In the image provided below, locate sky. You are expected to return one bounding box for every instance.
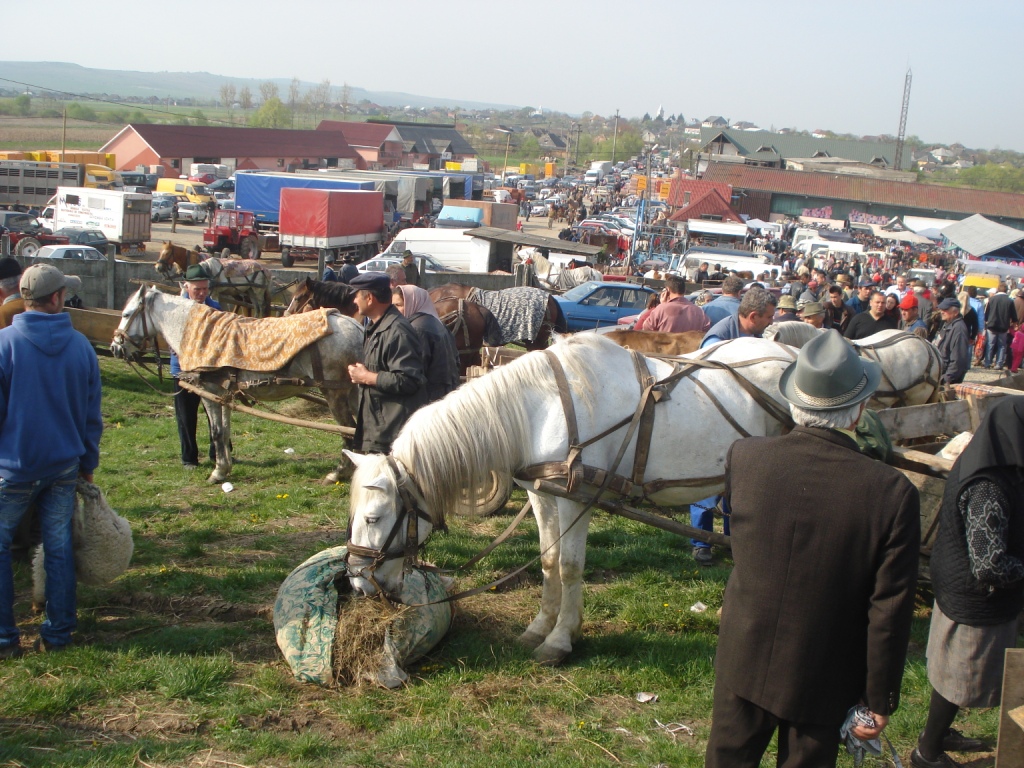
[4,0,1023,151]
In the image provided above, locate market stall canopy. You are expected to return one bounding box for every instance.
[942,214,1024,260]
[867,224,934,245]
[958,259,1024,281]
[686,220,748,237]
[903,215,958,235]
[468,227,604,257]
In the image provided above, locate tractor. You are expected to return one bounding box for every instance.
[202,209,265,260]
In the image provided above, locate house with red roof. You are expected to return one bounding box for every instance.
[668,187,743,224]
[100,124,364,178]
[315,121,404,169]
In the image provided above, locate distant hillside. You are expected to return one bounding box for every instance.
[0,61,520,112]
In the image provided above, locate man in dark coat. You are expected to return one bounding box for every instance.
[706,330,921,768]
[346,272,427,454]
[934,297,972,386]
[844,290,898,340]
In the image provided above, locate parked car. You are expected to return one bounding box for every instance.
[357,254,457,274]
[151,197,175,222]
[207,178,235,194]
[529,201,550,217]
[553,281,658,331]
[217,199,237,211]
[54,228,109,252]
[188,173,217,185]
[35,245,106,261]
[175,202,208,225]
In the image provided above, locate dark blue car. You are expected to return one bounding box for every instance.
[553,281,658,331]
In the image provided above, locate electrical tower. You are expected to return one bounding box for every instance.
[894,68,912,171]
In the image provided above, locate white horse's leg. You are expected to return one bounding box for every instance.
[323,386,357,483]
[519,491,562,650]
[203,397,232,484]
[532,498,591,666]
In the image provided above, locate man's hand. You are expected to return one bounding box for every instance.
[79,472,94,484]
[850,712,888,741]
[347,363,377,387]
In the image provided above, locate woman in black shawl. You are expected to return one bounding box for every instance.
[913,397,1024,768]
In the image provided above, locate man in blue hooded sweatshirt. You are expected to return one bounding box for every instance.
[0,264,102,657]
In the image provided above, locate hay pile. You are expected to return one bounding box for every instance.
[332,596,409,686]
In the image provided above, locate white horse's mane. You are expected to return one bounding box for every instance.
[391,333,611,517]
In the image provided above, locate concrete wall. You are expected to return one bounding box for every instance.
[10,255,516,311]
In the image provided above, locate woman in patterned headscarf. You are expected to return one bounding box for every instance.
[913,397,1024,768]
[392,285,460,403]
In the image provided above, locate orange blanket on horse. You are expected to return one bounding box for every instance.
[178,306,336,372]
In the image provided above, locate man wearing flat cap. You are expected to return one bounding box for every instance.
[172,264,222,469]
[346,272,427,454]
[706,330,920,768]
[934,296,971,386]
[0,264,102,656]
[0,258,24,329]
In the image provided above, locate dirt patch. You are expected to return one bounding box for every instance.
[105,592,273,623]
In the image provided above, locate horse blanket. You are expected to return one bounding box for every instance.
[471,287,547,345]
[177,305,334,372]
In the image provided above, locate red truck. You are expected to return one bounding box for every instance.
[278,188,385,268]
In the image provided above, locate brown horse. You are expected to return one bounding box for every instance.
[284,277,360,318]
[432,296,502,374]
[156,241,202,278]
[428,284,567,352]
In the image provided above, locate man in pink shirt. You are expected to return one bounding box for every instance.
[636,276,711,333]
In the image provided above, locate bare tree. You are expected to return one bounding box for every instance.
[259,81,280,106]
[238,86,253,112]
[219,83,237,110]
[309,79,332,124]
[288,77,301,127]
[340,82,351,121]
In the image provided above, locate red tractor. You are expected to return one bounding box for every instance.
[202,209,265,260]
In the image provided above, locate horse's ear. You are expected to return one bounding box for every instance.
[342,449,368,468]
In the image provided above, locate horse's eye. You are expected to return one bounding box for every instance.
[365,516,379,525]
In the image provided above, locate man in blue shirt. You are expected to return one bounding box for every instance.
[0,265,102,656]
[171,265,221,468]
[702,275,743,326]
[848,279,873,314]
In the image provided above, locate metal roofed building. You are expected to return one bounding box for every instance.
[315,121,405,169]
[100,124,364,176]
[365,120,478,170]
[702,163,1024,229]
[940,214,1024,260]
[699,127,913,170]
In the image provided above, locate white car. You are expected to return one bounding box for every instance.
[175,202,208,224]
[36,245,106,261]
[358,254,457,274]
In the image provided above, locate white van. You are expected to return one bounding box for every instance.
[671,250,771,281]
[382,228,495,272]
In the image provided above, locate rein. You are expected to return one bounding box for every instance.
[112,285,173,396]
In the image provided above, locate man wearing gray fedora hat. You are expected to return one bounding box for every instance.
[706,330,921,767]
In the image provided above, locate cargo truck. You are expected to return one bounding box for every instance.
[435,199,518,230]
[380,228,513,273]
[49,187,152,255]
[278,188,386,268]
[234,172,379,227]
[0,160,122,208]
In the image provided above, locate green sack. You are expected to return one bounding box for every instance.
[273,546,454,687]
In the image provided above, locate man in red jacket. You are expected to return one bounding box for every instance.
[706,330,921,767]
[634,275,710,333]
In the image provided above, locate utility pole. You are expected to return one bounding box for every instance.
[611,109,619,165]
[894,67,912,171]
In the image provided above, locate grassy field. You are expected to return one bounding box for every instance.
[0,355,1011,767]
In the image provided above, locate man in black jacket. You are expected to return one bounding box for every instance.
[982,282,1018,369]
[935,297,972,386]
[346,272,427,454]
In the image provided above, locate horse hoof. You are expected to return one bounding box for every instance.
[517,629,546,650]
[532,643,570,667]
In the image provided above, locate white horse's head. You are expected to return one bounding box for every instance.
[110,286,152,361]
[342,451,437,599]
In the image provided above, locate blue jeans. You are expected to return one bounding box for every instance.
[0,465,79,648]
[691,495,730,549]
[984,330,1008,369]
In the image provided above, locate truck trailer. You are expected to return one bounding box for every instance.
[0,160,122,208]
[234,172,378,227]
[278,188,385,268]
[50,187,152,254]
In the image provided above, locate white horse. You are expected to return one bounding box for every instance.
[762,324,941,407]
[111,286,364,484]
[343,333,795,665]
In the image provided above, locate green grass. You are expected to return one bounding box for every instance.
[0,355,1014,766]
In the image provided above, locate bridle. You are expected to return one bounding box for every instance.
[111,285,167,386]
[344,456,438,602]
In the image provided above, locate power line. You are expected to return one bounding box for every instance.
[0,76,242,126]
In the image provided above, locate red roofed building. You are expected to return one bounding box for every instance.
[100,124,364,178]
[702,162,1024,228]
[668,188,743,223]
[315,120,404,169]
[667,177,733,209]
